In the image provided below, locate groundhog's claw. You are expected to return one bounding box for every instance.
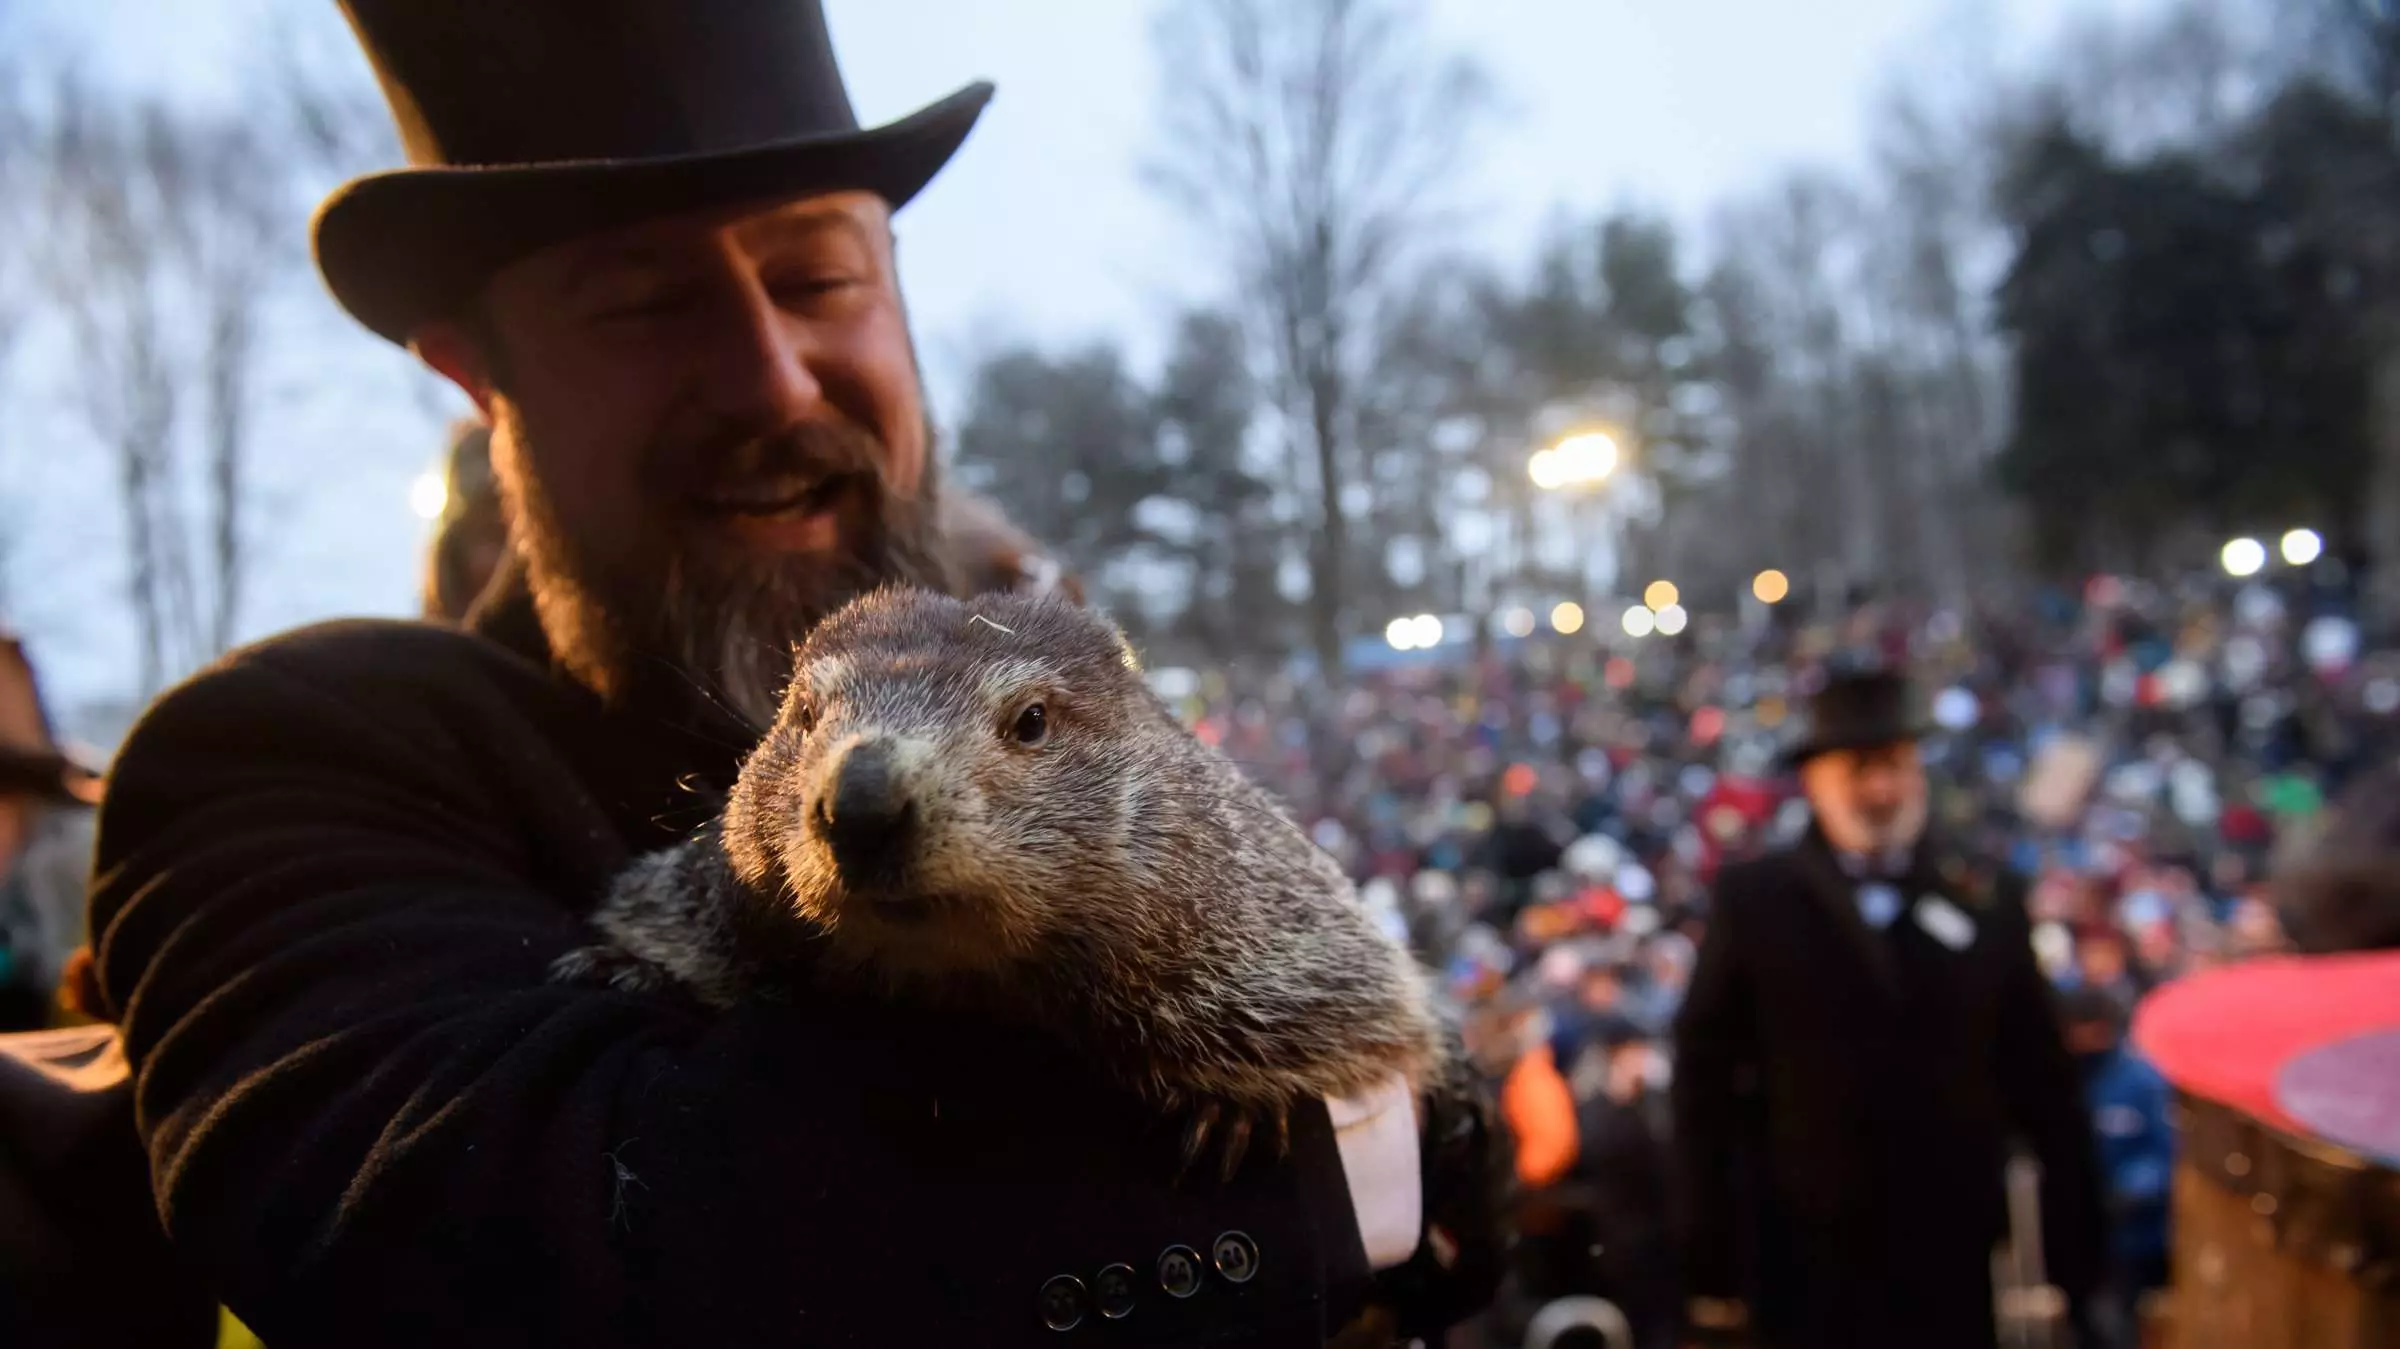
[549,943,677,996]
[1176,1097,1293,1185]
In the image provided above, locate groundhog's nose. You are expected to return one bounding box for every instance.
[813,739,918,887]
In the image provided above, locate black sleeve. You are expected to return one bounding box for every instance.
[89,630,1359,1348]
[1668,871,1759,1301]
[1988,877,2108,1305]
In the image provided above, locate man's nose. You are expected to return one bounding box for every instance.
[695,267,826,426]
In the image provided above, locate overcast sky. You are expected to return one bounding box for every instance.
[14,0,2161,730]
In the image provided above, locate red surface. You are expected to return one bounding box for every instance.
[2132,951,2400,1133]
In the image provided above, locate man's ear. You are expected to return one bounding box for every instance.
[412,319,498,420]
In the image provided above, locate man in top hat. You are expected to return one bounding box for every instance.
[418,419,507,623]
[1671,669,2106,1348]
[79,3,1496,1344]
[0,635,100,1034]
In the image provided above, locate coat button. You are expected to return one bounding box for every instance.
[1093,1263,1138,1319]
[1039,1275,1088,1331]
[1211,1230,1260,1285]
[1157,1244,1204,1299]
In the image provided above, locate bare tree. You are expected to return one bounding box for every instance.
[35,84,195,693]
[158,116,286,655]
[26,62,316,692]
[0,65,36,616]
[1147,0,1491,675]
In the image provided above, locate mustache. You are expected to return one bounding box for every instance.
[651,415,894,499]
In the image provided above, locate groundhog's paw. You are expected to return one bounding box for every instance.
[1176,1095,1292,1185]
[549,943,679,997]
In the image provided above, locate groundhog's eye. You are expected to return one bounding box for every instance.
[1010,702,1049,747]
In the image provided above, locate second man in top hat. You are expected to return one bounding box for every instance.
[1671,668,2108,1349]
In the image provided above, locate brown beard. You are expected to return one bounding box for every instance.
[497,404,957,730]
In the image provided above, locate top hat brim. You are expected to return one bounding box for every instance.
[313,82,993,347]
[0,746,102,807]
[1778,720,1936,771]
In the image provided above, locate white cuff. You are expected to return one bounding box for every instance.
[1327,1072,1423,1270]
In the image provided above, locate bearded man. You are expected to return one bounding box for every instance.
[1671,669,2107,1349]
[80,3,1496,1344]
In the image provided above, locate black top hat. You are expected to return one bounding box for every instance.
[1780,668,1930,770]
[315,0,993,345]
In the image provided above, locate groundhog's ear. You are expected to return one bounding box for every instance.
[936,490,1089,604]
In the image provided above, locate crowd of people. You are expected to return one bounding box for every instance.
[1151,559,2375,1345]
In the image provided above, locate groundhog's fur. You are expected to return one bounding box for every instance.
[554,586,1447,1152]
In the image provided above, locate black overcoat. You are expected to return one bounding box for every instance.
[1670,825,2105,1349]
[85,560,1486,1347]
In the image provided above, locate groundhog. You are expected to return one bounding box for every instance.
[552,585,1449,1175]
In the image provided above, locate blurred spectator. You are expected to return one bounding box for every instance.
[1497,993,1590,1318]
[2059,987,2174,1345]
[2064,924,2147,1020]
[1498,998,1579,1193]
[2271,761,2400,952]
[419,419,507,623]
[1568,1015,1677,1349]
[0,637,101,1032]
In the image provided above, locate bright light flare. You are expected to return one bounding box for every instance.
[1621,605,1656,638]
[1753,569,1790,604]
[1501,607,1536,638]
[1643,579,1679,611]
[1530,431,1619,490]
[1527,448,1564,490]
[1550,602,1586,635]
[2281,528,2324,567]
[1654,603,1689,636]
[409,471,448,521]
[1387,612,1446,650]
[2220,537,2267,578]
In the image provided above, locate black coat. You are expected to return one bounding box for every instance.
[1670,826,2105,1349]
[86,563,1492,1348]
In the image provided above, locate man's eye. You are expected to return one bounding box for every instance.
[770,274,859,305]
[590,287,697,323]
